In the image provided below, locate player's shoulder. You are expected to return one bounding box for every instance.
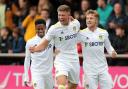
[72,19,80,24]
[51,22,62,29]
[98,28,107,34]
[26,36,36,45]
[79,28,89,33]
[71,19,80,28]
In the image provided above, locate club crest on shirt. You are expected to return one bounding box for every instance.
[98,35,103,40]
[73,26,76,32]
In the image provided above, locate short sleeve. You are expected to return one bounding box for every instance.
[77,31,84,43]
[44,25,55,41]
[72,19,80,31]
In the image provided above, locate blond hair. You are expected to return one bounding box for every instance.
[85,9,99,20]
[57,5,71,12]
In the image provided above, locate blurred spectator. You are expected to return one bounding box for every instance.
[22,6,41,42]
[40,9,55,30]
[125,1,128,16]
[111,25,128,54]
[12,0,28,27]
[0,27,12,53]
[107,3,128,32]
[0,0,6,29]
[80,0,90,14]
[5,0,16,30]
[79,0,90,29]
[108,0,126,12]
[97,0,113,28]
[38,0,53,13]
[11,27,25,53]
[73,11,80,20]
[57,0,80,14]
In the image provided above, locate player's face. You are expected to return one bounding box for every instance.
[58,11,70,25]
[86,14,98,28]
[36,24,46,38]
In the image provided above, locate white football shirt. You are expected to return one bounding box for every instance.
[45,19,80,62]
[24,35,54,81]
[78,27,115,74]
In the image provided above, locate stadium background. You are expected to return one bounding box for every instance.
[0,0,128,89]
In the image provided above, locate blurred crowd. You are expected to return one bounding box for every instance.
[0,0,128,55]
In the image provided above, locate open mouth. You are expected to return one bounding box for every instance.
[60,19,64,22]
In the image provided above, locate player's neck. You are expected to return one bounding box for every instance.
[62,21,69,26]
[60,19,70,26]
[88,26,97,32]
[37,35,44,38]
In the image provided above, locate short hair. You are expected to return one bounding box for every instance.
[57,5,71,12]
[29,5,37,11]
[116,24,126,30]
[85,9,99,19]
[35,19,46,26]
[82,0,89,3]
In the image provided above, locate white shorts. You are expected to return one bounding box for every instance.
[84,70,113,89]
[31,73,54,89]
[54,60,80,84]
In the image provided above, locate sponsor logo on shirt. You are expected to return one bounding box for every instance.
[99,35,103,40]
[59,33,77,41]
[85,42,104,47]
[65,33,77,40]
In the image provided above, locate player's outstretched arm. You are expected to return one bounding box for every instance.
[24,42,31,86]
[111,51,117,58]
[104,31,117,58]
[29,38,49,52]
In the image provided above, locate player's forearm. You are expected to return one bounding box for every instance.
[34,38,49,52]
[24,59,30,78]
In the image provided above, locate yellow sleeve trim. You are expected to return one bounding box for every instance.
[99,28,106,32]
[80,28,88,32]
[53,22,61,28]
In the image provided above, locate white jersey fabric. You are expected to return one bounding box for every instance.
[44,19,80,84]
[78,27,114,74]
[44,19,80,62]
[24,35,54,81]
[78,27,114,89]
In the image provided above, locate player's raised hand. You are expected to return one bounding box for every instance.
[111,51,117,58]
[69,16,74,21]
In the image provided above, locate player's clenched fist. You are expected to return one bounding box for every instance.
[111,51,117,58]
[29,45,36,53]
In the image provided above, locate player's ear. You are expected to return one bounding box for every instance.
[96,18,99,24]
[67,11,71,16]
